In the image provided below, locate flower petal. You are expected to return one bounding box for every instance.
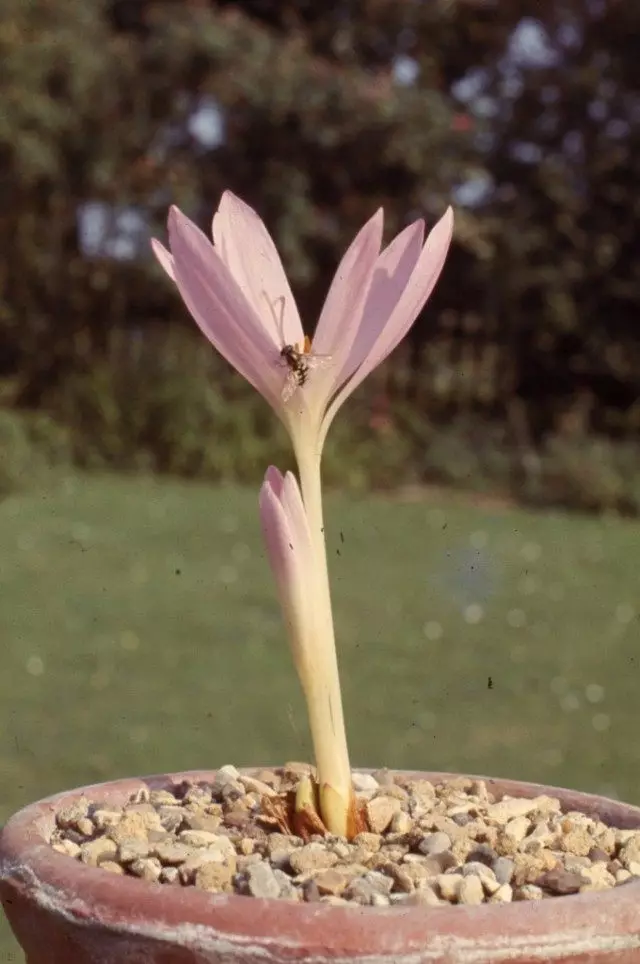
[213,192,304,348]
[167,207,283,408]
[259,469,314,676]
[323,206,454,432]
[332,219,425,389]
[312,209,384,365]
[151,238,176,282]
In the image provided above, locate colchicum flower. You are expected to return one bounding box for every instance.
[153,192,453,836]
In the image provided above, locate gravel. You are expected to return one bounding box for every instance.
[48,765,640,907]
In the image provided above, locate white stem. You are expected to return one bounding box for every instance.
[293,438,352,833]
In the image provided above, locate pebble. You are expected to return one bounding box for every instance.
[194,861,234,892]
[418,832,452,856]
[492,856,515,884]
[459,875,484,905]
[538,868,586,895]
[289,843,338,875]
[351,773,379,793]
[47,766,640,908]
[314,868,349,896]
[246,862,282,898]
[366,796,401,834]
[129,857,162,882]
[437,872,463,901]
[79,838,118,867]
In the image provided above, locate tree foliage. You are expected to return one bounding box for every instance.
[0,0,638,453]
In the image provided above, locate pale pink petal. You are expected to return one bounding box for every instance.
[324,206,454,428]
[264,464,285,499]
[331,219,425,389]
[213,192,304,348]
[167,207,283,408]
[312,209,383,366]
[259,470,314,673]
[151,239,176,282]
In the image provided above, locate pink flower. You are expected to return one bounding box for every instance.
[152,192,453,447]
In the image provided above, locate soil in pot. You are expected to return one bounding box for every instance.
[47,763,640,907]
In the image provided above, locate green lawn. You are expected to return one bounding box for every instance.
[1,472,639,957]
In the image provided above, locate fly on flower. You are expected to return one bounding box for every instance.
[266,294,334,404]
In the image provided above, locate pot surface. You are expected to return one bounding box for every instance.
[2,769,640,964]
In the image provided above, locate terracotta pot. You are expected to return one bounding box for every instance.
[2,769,640,964]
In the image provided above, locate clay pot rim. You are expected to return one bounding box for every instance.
[2,769,640,957]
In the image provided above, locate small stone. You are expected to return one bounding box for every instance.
[100,860,125,875]
[588,847,610,864]
[512,850,557,886]
[514,883,544,901]
[372,768,395,787]
[75,817,95,838]
[504,816,530,845]
[179,847,237,883]
[616,869,633,884]
[149,790,179,807]
[399,886,443,907]
[107,813,154,845]
[289,843,338,875]
[238,837,255,856]
[490,883,513,903]
[560,828,594,857]
[330,841,351,860]
[596,827,616,855]
[492,856,515,884]
[194,861,234,892]
[537,868,586,895]
[237,774,277,797]
[118,839,151,863]
[157,806,185,832]
[314,868,350,896]
[619,835,640,870]
[366,796,401,834]
[246,862,282,899]
[383,863,414,893]
[153,841,193,865]
[408,780,436,806]
[181,811,222,833]
[579,864,616,891]
[160,866,181,884]
[92,808,125,831]
[178,830,231,849]
[52,839,81,858]
[224,809,250,828]
[79,838,118,867]
[370,893,390,906]
[344,872,393,905]
[273,868,300,900]
[418,832,452,856]
[352,773,379,793]
[353,832,381,853]
[390,811,413,834]
[216,764,240,782]
[463,862,500,895]
[487,797,537,823]
[459,875,484,905]
[129,857,162,882]
[437,873,463,902]
[563,854,591,873]
[56,799,90,830]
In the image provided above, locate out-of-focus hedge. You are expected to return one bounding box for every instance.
[1,0,638,510]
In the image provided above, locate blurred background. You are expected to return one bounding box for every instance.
[0,0,639,955]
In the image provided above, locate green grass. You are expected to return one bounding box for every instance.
[1,472,639,957]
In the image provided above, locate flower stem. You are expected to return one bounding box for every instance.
[294,441,352,837]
